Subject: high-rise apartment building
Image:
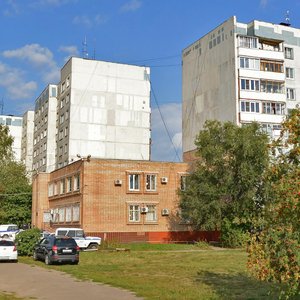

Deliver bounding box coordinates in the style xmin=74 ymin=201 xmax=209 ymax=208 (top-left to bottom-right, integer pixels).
xmin=55 ymin=57 xmax=151 ymax=169
xmin=32 ymin=85 xmax=58 ymax=173
xmin=182 ymin=16 xmax=300 ymax=161
xmin=21 ymin=110 xmax=34 ymax=176
xmin=0 ymin=114 xmax=23 ymax=161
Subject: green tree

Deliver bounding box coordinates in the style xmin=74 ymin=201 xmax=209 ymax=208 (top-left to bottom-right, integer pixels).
xmin=0 ymin=125 xmax=32 ymax=226
xmin=248 ymin=109 xmax=300 ymax=299
xmin=180 ymin=120 xmax=270 ymax=233
xmin=0 ymin=124 xmax=13 ymax=161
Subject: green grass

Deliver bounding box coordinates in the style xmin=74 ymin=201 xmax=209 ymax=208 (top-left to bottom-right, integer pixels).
xmin=20 ymin=244 xmax=281 ymax=300
xmin=0 ymin=293 xmax=31 ymax=300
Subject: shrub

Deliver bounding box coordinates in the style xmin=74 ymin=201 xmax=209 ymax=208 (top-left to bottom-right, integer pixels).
xmin=15 ymin=228 xmax=41 ymax=256
xmin=220 ymin=218 xmax=250 ymax=248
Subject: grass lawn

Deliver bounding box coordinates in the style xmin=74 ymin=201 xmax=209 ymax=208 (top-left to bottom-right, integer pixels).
xmin=20 ymin=244 xmax=280 ymax=300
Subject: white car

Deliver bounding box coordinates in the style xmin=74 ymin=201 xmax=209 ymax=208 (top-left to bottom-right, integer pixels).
xmin=55 ymin=228 xmax=101 ymax=250
xmin=0 ymin=224 xmax=20 ymax=241
xmin=0 ymin=240 xmax=18 ymax=262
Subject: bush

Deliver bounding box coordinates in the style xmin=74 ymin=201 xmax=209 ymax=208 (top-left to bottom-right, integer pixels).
xmin=220 ymin=218 xmax=250 ymax=248
xmin=15 ymin=228 xmax=41 ymax=256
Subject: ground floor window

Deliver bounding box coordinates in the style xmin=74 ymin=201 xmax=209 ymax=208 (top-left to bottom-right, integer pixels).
xmin=145 ymin=205 xmax=157 ymax=222
xmin=129 ymin=205 xmax=140 ymax=222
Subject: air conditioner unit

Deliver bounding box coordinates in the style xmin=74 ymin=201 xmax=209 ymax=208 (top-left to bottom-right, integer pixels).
xmin=161 ymin=208 xmax=169 ymax=216
xmin=114 ymin=179 xmax=122 ymax=186
xmin=141 ymin=207 xmax=148 ymax=213
xmin=161 ymin=177 xmax=168 ymax=184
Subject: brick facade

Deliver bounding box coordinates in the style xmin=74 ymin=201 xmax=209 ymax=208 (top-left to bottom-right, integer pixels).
xmin=32 ymin=158 xmax=219 ymax=243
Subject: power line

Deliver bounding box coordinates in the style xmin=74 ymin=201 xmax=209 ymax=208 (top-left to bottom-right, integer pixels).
xmin=145 ymin=72 xmax=181 ymax=162
xmin=127 ymin=54 xmax=181 ymax=64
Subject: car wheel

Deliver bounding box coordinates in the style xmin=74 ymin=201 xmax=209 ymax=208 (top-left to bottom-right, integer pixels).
xmin=88 ymin=243 xmax=98 ymax=250
xmin=45 ymin=255 xmax=51 ymax=265
xmin=33 ymin=251 xmax=38 ymax=261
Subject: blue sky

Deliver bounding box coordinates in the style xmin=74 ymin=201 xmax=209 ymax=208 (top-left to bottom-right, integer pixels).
xmin=1 ymin=0 xmax=300 ymax=161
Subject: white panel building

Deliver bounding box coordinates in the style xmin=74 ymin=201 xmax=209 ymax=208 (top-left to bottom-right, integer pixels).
xmin=21 ymin=110 xmax=34 ymax=176
xmin=0 ymin=115 xmax=23 ymax=161
xmin=32 ymin=85 xmax=58 ymax=173
xmin=182 ymin=16 xmax=300 ymax=160
xmin=56 ymin=57 xmax=151 ymax=168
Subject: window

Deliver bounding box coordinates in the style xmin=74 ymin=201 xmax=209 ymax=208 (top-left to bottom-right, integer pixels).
xmin=58 ymin=208 xmax=65 ymax=222
xmin=146 ymin=174 xmax=156 ymax=191
xmin=48 ymin=183 xmax=54 ymax=197
xmin=129 ymin=205 xmax=140 ymax=222
xmin=60 ymin=179 xmax=65 ymax=194
xmin=260 ymin=80 xmax=284 ymax=93
xmin=66 ymin=94 xmax=70 ymax=104
xmin=239 ymin=57 xmax=259 ymax=70
xmin=180 ymin=176 xmax=187 ymax=191
xmin=67 ymin=177 xmax=72 ymax=192
xmin=129 ymin=174 xmax=140 ymax=191
xmin=260 ymin=60 xmax=283 ymax=73
xmin=54 ymin=182 xmax=58 ymax=195
xmin=64 ymin=127 xmax=68 ymax=137
xmin=61 ymin=82 xmax=65 ymax=92
xmin=59 ymin=130 xmax=63 ymax=140
xmin=145 ymin=205 xmax=157 ymax=222
xmin=262 ymin=102 xmax=285 ymax=115
xmin=238 ymin=36 xmax=258 ymax=49
xmin=240 ymin=79 xmax=260 ymax=91
xmin=287 ymin=88 xmax=296 ymax=100
xmin=73 ymin=205 xmax=80 ymax=222
xmin=240 ymin=101 xmax=260 ymax=113
xmin=286 ymin=67 xmax=294 ymax=79
xmin=74 ymin=174 xmax=80 ymax=191
xmin=284 ymin=47 xmax=294 ymax=59
xmin=51 ymin=87 xmax=57 ymax=97
xmin=60 ymin=98 xmax=64 ymax=108
xmin=60 ymin=114 xmax=64 ymax=124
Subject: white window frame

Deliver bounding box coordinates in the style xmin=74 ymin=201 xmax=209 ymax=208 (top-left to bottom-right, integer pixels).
xmin=284 ymin=47 xmax=294 ymax=60
xmin=286 ymin=67 xmax=294 ymax=79
xmin=146 ymin=174 xmax=157 ymax=191
xmin=74 ymin=174 xmax=80 ymax=191
xmin=240 ymin=101 xmax=260 ymax=113
xmin=145 ymin=205 xmax=157 ymax=222
xmin=129 ymin=205 xmax=140 ymax=222
xmin=287 ymin=88 xmax=296 ymax=100
xmin=239 ymin=57 xmax=260 ymax=70
xmin=240 ymin=78 xmax=260 ymax=91
xmin=129 ymin=174 xmax=140 ymax=191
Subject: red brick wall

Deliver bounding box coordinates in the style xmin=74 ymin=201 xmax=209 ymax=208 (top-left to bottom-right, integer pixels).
xmin=32 ymin=159 xmax=219 ymax=243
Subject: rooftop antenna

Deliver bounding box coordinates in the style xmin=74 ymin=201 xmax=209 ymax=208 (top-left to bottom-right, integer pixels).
xmin=280 ymin=10 xmax=291 ymax=26
xmin=82 ymin=36 xmax=89 ymax=59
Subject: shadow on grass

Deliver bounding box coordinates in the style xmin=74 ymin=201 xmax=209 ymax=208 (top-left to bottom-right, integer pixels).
xmin=195 ymin=271 xmax=281 ymax=300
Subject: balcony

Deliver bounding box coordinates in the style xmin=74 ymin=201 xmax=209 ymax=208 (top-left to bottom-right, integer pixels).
xmin=238 ymin=47 xmax=284 ymax=61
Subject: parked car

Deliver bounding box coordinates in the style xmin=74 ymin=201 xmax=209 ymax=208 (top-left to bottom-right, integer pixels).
xmin=55 ymin=228 xmax=101 ymax=250
xmin=33 ymin=235 xmax=79 ymax=265
xmin=0 ymin=224 xmax=20 ymax=241
xmin=0 ymin=240 xmax=18 ymax=262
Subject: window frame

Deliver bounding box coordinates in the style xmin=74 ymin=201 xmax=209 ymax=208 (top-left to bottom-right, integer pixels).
xmin=145 ymin=174 xmax=157 ymax=192
xmin=128 ymin=173 xmax=141 ymax=192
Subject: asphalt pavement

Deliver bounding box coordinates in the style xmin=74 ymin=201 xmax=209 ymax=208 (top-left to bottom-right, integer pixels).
xmin=0 ymin=262 xmax=143 ymax=300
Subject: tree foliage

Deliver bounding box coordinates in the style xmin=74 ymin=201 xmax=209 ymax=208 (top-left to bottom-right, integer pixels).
xmin=0 ymin=125 xmax=32 ymax=226
xmin=0 ymin=124 xmax=13 ymax=161
xmin=180 ymin=120 xmax=270 ymax=231
xmin=15 ymin=228 xmax=41 ymax=256
xmin=248 ymin=109 xmax=300 ymax=299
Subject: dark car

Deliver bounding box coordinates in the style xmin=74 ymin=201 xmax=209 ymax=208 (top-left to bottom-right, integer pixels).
xmin=33 ymin=235 xmax=79 ymax=265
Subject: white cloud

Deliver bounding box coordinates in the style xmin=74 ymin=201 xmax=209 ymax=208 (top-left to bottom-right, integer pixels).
xmin=120 ymin=0 xmax=142 ymax=13
xmin=151 ymin=102 xmax=182 ymax=162
xmin=73 ymin=15 xmax=92 ymax=27
xmin=260 ymin=0 xmax=268 ymax=8
xmin=0 ymin=62 xmax=37 ymax=99
xmin=3 ymin=0 xmax=20 ymax=16
xmin=73 ymin=14 xmax=109 ymax=28
xmin=59 ymin=45 xmax=79 ymax=62
xmin=30 ymin=0 xmax=76 ymax=7
xmin=2 ymin=44 xmax=60 ymax=84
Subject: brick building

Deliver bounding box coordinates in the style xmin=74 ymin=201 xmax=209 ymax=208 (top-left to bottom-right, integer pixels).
xmin=32 ymin=158 xmax=218 ymax=243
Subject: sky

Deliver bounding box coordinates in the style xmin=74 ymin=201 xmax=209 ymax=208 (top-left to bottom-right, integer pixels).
xmin=1 ymin=0 xmax=300 ymax=162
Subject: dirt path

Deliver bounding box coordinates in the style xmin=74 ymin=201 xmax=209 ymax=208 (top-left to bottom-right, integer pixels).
xmin=0 ymin=262 xmax=143 ymax=300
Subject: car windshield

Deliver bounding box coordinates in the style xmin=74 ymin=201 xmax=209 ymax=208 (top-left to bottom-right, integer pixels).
xmin=0 ymin=240 xmax=14 ymax=246
xmin=55 ymin=238 xmax=76 ymax=247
